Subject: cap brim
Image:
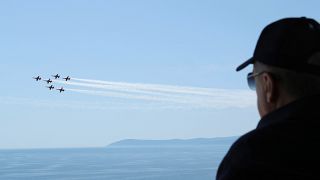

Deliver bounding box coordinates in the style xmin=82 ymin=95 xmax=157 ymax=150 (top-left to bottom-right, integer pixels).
xmin=236 ymin=58 xmax=254 ymax=71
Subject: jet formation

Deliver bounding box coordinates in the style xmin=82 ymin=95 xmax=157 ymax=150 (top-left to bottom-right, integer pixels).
xmin=33 ymin=74 xmax=70 ymax=93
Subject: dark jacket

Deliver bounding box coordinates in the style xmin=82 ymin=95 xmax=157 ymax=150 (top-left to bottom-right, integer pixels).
xmin=216 ymin=94 xmax=320 ymax=180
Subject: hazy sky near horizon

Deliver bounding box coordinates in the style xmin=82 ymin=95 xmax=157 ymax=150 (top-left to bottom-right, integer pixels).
xmin=0 ymin=0 xmax=319 ymax=149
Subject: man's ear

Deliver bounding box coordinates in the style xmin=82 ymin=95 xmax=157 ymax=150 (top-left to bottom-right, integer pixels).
xmin=262 ymin=73 xmax=277 ymax=103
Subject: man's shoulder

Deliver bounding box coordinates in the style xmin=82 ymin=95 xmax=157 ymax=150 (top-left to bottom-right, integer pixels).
xmin=229 ymin=120 xmax=319 ymax=157
xmin=217 ymin=120 xmax=320 ymax=179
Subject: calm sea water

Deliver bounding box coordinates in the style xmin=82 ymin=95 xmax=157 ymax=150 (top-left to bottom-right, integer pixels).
xmin=0 ymin=145 xmax=231 ymax=180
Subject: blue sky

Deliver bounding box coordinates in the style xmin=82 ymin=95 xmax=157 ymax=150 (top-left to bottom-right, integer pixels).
xmin=0 ymin=0 xmax=319 ymax=149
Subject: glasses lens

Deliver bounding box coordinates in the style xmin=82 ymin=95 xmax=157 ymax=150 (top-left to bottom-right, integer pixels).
xmin=247 ymin=72 xmax=256 ymax=90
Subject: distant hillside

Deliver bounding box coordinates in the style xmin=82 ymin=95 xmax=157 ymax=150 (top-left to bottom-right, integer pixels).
xmin=107 ymin=136 xmax=239 ymax=148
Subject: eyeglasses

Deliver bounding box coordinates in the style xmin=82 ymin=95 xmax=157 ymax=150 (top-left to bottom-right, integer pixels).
xmin=247 ymin=71 xmax=265 ymax=90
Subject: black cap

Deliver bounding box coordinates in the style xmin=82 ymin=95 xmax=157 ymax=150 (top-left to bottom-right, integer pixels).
xmin=236 ymin=17 xmax=320 ymax=75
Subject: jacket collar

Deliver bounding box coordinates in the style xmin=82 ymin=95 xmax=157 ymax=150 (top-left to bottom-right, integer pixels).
xmin=257 ymin=93 xmax=320 ymax=129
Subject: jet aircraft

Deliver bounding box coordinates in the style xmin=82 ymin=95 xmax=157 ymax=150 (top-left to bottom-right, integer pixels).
xmin=63 ymin=76 xmax=71 ymax=81
xmin=33 ymin=76 xmax=41 ymax=81
xmin=52 ymin=74 xmax=60 ymax=79
xmin=57 ymin=87 xmax=65 ymax=93
xmin=44 ymin=79 xmax=53 ymax=84
xmin=47 ymin=85 xmax=54 ymax=90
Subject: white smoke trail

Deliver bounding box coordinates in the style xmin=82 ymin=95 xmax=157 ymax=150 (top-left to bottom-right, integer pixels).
xmin=66 ymin=88 xmax=189 ymax=103
xmin=54 ymin=80 xmax=172 ymax=97
xmin=52 ymin=78 xmax=256 ymax=109
xmin=65 ymin=87 xmax=255 ymax=109
xmin=71 ymin=78 xmax=250 ymax=97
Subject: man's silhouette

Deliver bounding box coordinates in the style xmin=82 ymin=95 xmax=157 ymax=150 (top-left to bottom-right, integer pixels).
xmin=217 ymin=17 xmax=320 ymax=180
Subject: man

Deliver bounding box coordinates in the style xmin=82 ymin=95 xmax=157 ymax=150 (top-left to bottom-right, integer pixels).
xmin=216 ymin=17 xmax=320 ymax=179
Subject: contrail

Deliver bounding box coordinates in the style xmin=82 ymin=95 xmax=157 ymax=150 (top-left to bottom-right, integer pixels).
xmin=65 ymin=88 xmax=253 ymax=109
xmin=54 ymin=80 xmax=245 ymax=105
xmin=54 ymin=80 xmax=173 ymax=97
xmin=66 ymin=88 xmax=189 ymax=103
xmin=55 ymin=78 xmax=256 ymax=108
xmin=71 ymin=78 xmax=250 ymax=97
xmin=55 ymin=78 xmax=254 ymax=100
xmin=61 ymin=77 xmax=256 ymax=109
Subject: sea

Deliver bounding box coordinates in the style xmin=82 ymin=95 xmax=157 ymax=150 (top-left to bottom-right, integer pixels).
xmin=0 ymin=142 xmax=232 ymax=180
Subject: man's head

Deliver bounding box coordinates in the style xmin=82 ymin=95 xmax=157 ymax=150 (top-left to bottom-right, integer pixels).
xmin=236 ymin=17 xmax=320 ymax=117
